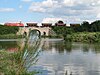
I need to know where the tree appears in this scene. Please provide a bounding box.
[90,20,100,32]
[0,25,19,35]
[81,21,90,32]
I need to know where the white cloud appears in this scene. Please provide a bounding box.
[29,0,100,23]
[42,18,64,24]
[63,0,75,6]
[21,0,32,2]
[0,8,15,12]
[97,13,100,18]
[41,17,72,26]
[42,0,54,7]
[29,5,46,12]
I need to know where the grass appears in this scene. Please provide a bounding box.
[0,35,41,75]
[0,34,24,39]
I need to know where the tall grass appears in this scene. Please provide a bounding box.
[0,33,41,75]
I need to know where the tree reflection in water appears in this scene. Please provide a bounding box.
[42,40,100,54]
[64,42,72,53]
[42,40,73,53]
[92,43,100,53]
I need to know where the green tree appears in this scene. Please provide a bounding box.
[0,25,19,35]
[90,20,100,32]
[81,21,90,32]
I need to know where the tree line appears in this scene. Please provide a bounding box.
[0,24,19,35]
[71,20,100,32]
[51,20,100,42]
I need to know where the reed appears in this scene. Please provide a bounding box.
[0,32,41,75]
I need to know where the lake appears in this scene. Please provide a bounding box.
[0,38,100,75]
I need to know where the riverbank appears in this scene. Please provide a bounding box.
[0,39,25,41]
[42,38,63,42]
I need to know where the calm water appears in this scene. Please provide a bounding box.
[0,38,100,75]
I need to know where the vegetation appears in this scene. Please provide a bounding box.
[51,20,100,43]
[0,25,19,35]
[0,25,24,39]
[51,26,73,40]
[70,32,100,43]
[71,20,100,32]
[0,34,23,39]
[41,35,61,38]
[0,35,40,75]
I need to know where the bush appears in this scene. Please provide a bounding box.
[0,25,19,35]
[71,32,100,43]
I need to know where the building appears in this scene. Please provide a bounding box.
[55,20,66,26]
[26,23,38,27]
[4,23,24,27]
[41,23,52,27]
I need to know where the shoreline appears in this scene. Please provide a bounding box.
[0,39,25,41]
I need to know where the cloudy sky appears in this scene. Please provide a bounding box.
[0,0,100,25]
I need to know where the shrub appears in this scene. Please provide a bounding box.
[0,25,19,35]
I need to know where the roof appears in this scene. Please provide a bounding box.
[4,23,24,26]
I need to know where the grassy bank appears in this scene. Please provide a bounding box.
[65,32,100,43]
[0,34,24,39]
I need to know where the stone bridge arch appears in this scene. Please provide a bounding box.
[29,29,41,37]
[18,27,51,37]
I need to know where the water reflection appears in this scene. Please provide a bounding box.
[42,40,100,54]
[0,41,19,52]
[42,40,73,54]
[0,38,100,75]
[36,39,100,75]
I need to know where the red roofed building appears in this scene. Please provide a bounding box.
[4,23,24,27]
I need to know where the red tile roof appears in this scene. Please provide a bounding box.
[4,23,24,26]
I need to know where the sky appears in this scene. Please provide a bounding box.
[0,0,100,25]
